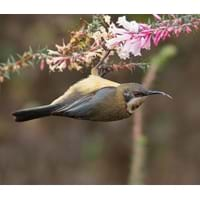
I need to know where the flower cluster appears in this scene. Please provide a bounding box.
[1,15,200,83]
[45,40,105,72]
[106,15,200,59]
[0,18,109,82]
[43,19,110,72]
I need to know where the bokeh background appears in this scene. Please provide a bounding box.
[0,15,200,184]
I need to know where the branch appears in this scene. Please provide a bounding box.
[91,50,111,76]
[0,48,48,83]
[128,45,177,184]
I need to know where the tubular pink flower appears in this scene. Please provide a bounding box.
[106,15,200,59]
[185,26,192,33]
[141,35,151,50]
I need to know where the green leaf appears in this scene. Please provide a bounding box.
[150,45,177,71]
[29,46,33,53]
[10,55,15,63]
[4,71,10,79]
[147,18,151,25]
[28,61,34,67]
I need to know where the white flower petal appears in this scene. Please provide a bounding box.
[121,40,132,53]
[129,39,142,56]
[47,49,61,56]
[103,15,111,25]
[129,21,139,32]
[117,16,127,26]
[117,48,130,59]
[109,23,127,35]
[57,61,67,72]
[106,34,131,48]
[117,16,139,33]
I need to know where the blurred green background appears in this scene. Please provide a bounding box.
[0,15,200,184]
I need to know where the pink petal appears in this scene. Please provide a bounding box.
[167,27,174,32]
[163,30,170,40]
[142,35,151,50]
[139,23,151,30]
[185,26,192,33]
[158,30,165,42]
[194,24,199,30]
[153,30,162,46]
[174,28,180,37]
[152,14,161,21]
[40,59,45,71]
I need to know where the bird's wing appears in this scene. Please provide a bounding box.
[52,95,93,114]
[52,86,116,119]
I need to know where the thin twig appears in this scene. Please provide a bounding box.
[129,45,176,184]
[91,50,111,76]
[95,50,111,69]
[128,65,158,184]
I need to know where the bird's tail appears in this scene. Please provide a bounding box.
[12,104,60,122]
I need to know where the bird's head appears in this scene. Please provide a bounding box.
[118,83,172,114]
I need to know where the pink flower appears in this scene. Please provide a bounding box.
[106,33,131,48]
[185,26,192,33]
[106,15,200,60]
[39,59,45,71]
[141,35,151,50]
[117,38,142,59]
[106,16,151,59]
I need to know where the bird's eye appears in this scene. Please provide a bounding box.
[133,91,144,97]
[123,89,133,102]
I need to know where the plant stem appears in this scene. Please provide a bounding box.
[128,45,177,184]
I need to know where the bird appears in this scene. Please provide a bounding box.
[12,74,172,122]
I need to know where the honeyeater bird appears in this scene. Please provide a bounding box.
[12,74,172,122]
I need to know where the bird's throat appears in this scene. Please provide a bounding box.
[126,97,145,114]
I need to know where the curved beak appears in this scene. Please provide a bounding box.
[146,90,173,99]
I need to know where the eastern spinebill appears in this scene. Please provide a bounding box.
[12,75,172,122]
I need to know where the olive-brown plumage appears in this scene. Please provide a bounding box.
[12,75,171,122]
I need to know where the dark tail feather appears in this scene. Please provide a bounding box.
[12,104,60,122]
